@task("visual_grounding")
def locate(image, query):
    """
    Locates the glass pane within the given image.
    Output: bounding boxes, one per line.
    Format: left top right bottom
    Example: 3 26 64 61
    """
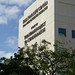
58 28 66 37
72 30 75 38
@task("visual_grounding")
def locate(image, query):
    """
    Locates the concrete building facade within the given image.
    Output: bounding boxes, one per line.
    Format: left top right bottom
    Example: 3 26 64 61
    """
18 0 75 49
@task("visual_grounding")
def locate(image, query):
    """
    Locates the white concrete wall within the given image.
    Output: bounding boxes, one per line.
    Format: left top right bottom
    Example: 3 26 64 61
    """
18 17 24 48
19 0 75 49
55 0 75 48
19 0 55 50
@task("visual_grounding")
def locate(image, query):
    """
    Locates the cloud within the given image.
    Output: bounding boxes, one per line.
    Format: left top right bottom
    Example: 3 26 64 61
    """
0 0 35 24
5 36 18 49
0 51 14 58
9 0 34 7
0 0 8 4
0 4 20 24
0 4 5 15
5 6 20 19
0 0 35 7
0 16 7 24
0 36 18 58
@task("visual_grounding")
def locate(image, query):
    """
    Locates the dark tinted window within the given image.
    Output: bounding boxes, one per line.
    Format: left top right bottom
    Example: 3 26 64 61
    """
58 28 66 37
72 30 75 38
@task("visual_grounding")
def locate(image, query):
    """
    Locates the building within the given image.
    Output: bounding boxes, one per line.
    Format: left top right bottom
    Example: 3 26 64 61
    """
18 0 75 50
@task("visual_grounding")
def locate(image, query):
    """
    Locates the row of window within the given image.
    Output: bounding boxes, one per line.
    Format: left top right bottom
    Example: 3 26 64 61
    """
58 28 75 38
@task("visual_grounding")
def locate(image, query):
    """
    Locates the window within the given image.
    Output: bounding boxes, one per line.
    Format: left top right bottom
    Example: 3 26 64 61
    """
58 28 66 37
72 30 75 38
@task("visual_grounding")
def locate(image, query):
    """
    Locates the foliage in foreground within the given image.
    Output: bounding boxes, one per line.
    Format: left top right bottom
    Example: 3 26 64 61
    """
0 40 75 75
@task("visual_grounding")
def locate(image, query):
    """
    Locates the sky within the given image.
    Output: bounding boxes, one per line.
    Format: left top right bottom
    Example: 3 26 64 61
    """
0 0 35 58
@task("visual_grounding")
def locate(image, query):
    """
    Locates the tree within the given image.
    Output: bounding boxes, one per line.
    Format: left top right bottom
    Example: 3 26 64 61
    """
22 40 75 75
0 49 39 75
0 40 75 75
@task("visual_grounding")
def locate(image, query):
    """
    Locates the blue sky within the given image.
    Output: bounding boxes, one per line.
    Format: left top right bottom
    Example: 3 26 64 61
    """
0 0 35 58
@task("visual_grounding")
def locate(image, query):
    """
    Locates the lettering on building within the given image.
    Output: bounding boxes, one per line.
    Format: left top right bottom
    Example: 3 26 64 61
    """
23 1 48 27
24 21 46 43
31 23 38 29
